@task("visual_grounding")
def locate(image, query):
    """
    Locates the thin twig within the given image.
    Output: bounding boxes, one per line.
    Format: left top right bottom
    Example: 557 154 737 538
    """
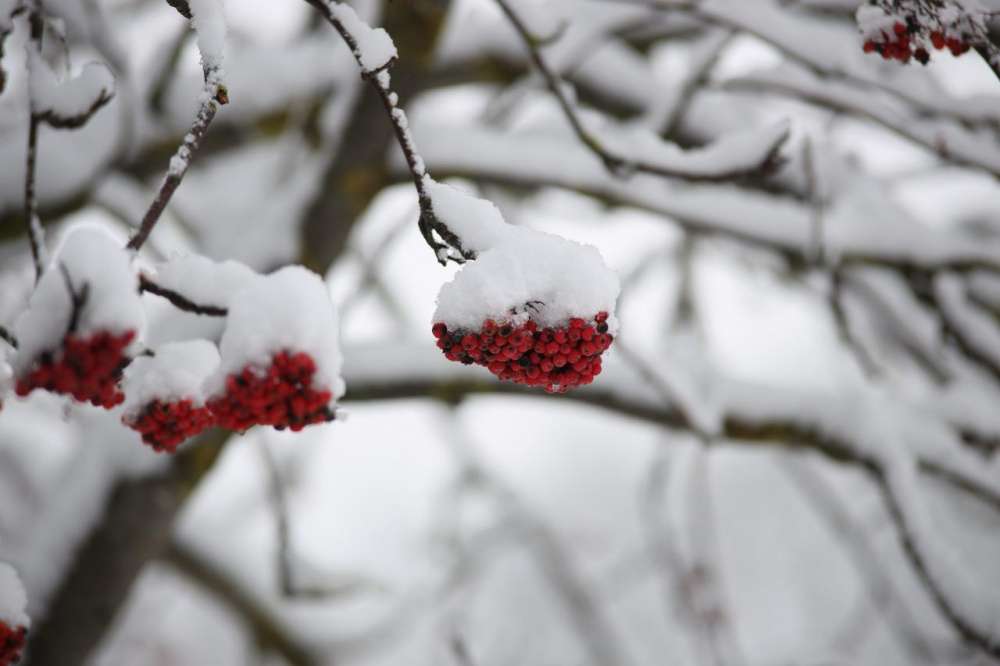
59 263 89 335
872 465 1000 661
640 450 725 666
302 0 472 265
138 274 228 316
493 0 786 183
165 540 319 666
778 457 943 663
0 325 17 349
24 6 45 282
126 70 228 251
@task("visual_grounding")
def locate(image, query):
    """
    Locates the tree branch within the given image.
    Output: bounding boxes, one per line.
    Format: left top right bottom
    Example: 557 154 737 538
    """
138 274 228 317
164 540 319 666
25 431 230 665
126 71 227 251
302 0 473 265
493 0 787 183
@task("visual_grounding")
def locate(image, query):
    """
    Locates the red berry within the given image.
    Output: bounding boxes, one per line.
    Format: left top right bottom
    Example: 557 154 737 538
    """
123 398 217 453
930 31 945 50
0 621 26 666
15 330 134 408
432 310 615 392
207 350 335 433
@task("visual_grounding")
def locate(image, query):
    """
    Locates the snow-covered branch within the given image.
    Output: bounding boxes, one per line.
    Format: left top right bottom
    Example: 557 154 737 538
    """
494 0 790 183
126 0 228 251
303 0 473 265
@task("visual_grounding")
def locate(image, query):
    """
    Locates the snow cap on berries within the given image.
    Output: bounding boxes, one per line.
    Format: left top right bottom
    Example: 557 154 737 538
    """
0 562 29 629
434 226 620 334
121 340 220 417
856 4 900 41
424 178 512 254
12 224 143 375
142 254 260 344
149 254 259 308
210 266 345 400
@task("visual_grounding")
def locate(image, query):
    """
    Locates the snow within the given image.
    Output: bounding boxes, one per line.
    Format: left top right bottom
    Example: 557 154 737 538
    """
329 2 397 73
148 253 259 310
0 561 29 628
0 0 16 32
12 225 144 375
188 0 227 72
599 120 790 178
424 178 510 254
28 52 115 124
0 353 11 398
434 219 621 332
209 266 345 400
855 5 898 42
879 432 1000 650
121 340 221 416
936 272 1000 368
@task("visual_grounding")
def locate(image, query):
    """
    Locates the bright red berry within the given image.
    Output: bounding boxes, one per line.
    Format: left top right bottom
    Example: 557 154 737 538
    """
207 351 335 432
431 310 614 392
123 398 217 453
15 330 135 408
0 621 26 666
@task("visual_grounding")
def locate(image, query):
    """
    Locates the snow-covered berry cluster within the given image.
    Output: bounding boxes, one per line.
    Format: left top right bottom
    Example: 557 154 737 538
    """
2 228 345 454
208 351 335 432
425 179 620 391
433 311 613 393
856 1 985 64
0 622 26 666
11 226 143 411
15 330 135 408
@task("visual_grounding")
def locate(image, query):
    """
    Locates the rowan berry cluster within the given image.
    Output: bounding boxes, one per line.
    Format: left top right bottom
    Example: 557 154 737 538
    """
14 330 135 408
433 312 614 393
0 621 26 666
207 351 335 432
863 21 970 62
858 3 980 64
123 398 216 453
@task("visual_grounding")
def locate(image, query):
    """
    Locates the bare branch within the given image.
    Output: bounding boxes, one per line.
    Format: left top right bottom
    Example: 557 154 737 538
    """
0 325 17 350
137 274 228 317
24 112 45 283
164 0 191 20
164 540 319 666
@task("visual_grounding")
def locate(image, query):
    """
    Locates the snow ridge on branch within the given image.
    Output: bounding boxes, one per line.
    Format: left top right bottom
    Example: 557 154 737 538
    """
493 0 790 183
126 0 229 252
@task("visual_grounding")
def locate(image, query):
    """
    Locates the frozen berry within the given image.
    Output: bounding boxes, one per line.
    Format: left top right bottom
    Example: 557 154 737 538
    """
0 621 26 666
15 330 135 408
124 398 216 453
207 351 335 432
431 310 615 393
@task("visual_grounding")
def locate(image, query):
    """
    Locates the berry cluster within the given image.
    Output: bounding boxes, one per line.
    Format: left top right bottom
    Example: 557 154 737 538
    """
124 399 216 453
0 622 26 666
15 330 135 408
432 312 614 393
863 21 970 63
208 351 335 432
